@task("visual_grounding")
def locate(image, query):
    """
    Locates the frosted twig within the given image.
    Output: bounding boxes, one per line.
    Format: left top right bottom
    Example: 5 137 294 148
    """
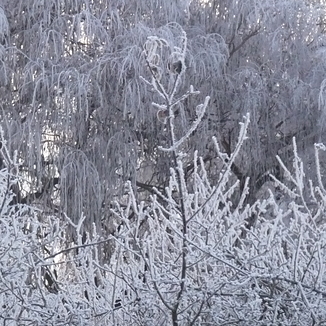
159 96 210 152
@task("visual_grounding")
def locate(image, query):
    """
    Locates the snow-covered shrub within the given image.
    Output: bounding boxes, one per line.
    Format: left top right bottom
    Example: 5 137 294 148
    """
0 132 111 325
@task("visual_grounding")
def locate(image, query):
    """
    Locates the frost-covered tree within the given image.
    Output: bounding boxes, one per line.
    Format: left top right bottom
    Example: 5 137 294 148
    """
189 0 326 205
1 0 326 241
3 30 326 324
